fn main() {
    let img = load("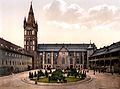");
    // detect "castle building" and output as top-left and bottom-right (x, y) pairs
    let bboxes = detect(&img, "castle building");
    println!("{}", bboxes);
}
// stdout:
(24, 2), (38, 68)
(37, 44), (96, 69)
(0, 38), (32, 76)
(89, 42), (120, 73)
(23, 3), (96, 69)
